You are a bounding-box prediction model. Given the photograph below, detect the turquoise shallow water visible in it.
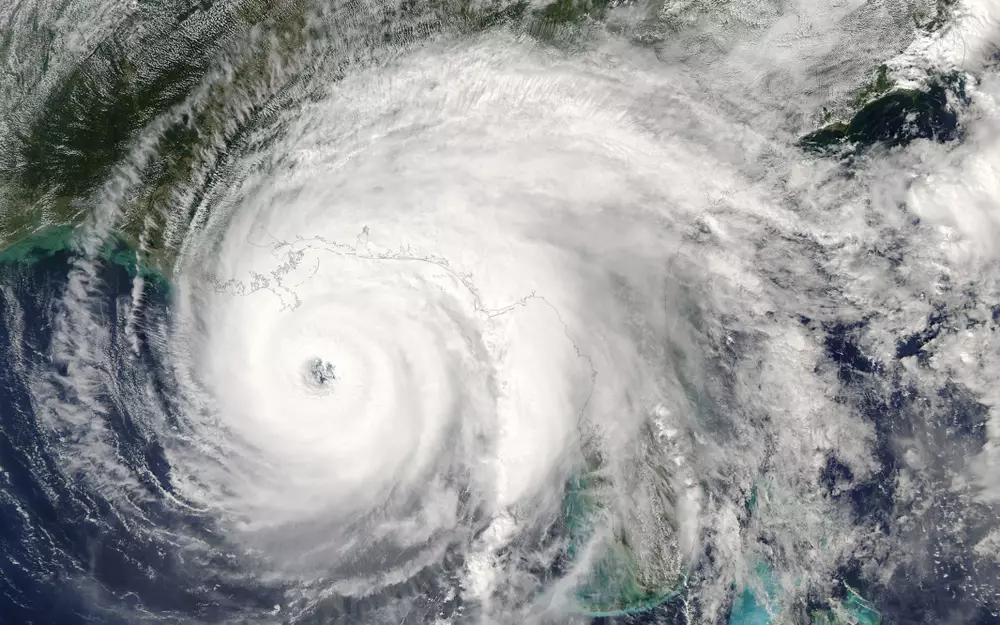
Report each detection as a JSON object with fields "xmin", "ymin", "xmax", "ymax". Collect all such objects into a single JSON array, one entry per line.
[
  {"xmin": 561, "ymin": 474, "xmax": 685, "ymax": 617},
  {"xmin": 2, "ymin": 0, "xmax": 999, "ymax": 623},
  {"xmin": 727, "ymin": 562, "xmax": 881, "ymax": 625},
  {"xmin": 727, "ymin": 563, "xmax": 778, "ymax": 625},
  {"xmin": 0, "ymin": 225, "xmax": 170, "ymax": 292}
]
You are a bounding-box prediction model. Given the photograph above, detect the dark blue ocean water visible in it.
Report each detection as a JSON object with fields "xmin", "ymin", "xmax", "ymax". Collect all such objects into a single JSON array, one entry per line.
[
  {"xmin": 0, "ymin": 246, "xmax": 288, "ymax": 625},
  {"xmin": 2, "ymin": 245, "xmax": 999, "ymax": 625}
]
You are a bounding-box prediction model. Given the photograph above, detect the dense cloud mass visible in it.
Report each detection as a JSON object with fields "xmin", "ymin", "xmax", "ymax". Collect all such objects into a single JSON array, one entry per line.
[{"xmin": 0, "ymin": 0, "xmax": 999, "ymax": 624}]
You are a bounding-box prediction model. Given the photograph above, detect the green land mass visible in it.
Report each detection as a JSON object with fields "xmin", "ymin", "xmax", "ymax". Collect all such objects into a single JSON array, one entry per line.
[
  {"xmin": 1, "ymin": 0, "xmax": 595, "ymax": 271},
  {"xmin": 0, "ymin": 4, "xmax": 957, "ymax": 622},
  {"xmin": 801, "ymin": 71, "xmax": 966, "ymax": 154},
  {"xmin": 0, "ymin": 0, "xmax": 318, "ymax": 267},
  {"xmin": 2, "ymin": 0, "xmax": 959, "ymax": 265}
]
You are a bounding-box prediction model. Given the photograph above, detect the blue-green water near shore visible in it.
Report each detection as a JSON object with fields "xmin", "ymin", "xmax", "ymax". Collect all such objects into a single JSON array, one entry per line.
[{"xmin": 0, "ymin": 226, "xmax": 170, "ymax": 293}]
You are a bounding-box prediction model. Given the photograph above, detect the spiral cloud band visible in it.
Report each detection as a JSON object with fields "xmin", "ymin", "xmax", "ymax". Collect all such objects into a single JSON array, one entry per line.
[
  {"xmin": 158, "ymin": 37, "xmax": 714, "ymax": 616},
  {"xmin": 14, "ymin": 1, "xmax": 1000, "ymax": 623}
]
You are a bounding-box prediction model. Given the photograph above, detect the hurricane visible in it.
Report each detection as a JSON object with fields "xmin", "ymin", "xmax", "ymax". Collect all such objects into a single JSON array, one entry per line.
[{"xmin": 1, "ymin": 0, "xmax": 999, "ymax": 624}]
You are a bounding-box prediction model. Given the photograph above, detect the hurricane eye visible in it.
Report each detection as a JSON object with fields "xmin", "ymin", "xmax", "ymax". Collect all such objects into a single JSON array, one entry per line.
[
  {"xmin": 3, "ymin": 0, "xmax": 989, "ymax": 622},
  {"xmin": 308, "ymin": 358, "xmax": 337, "ymax": 385}
]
